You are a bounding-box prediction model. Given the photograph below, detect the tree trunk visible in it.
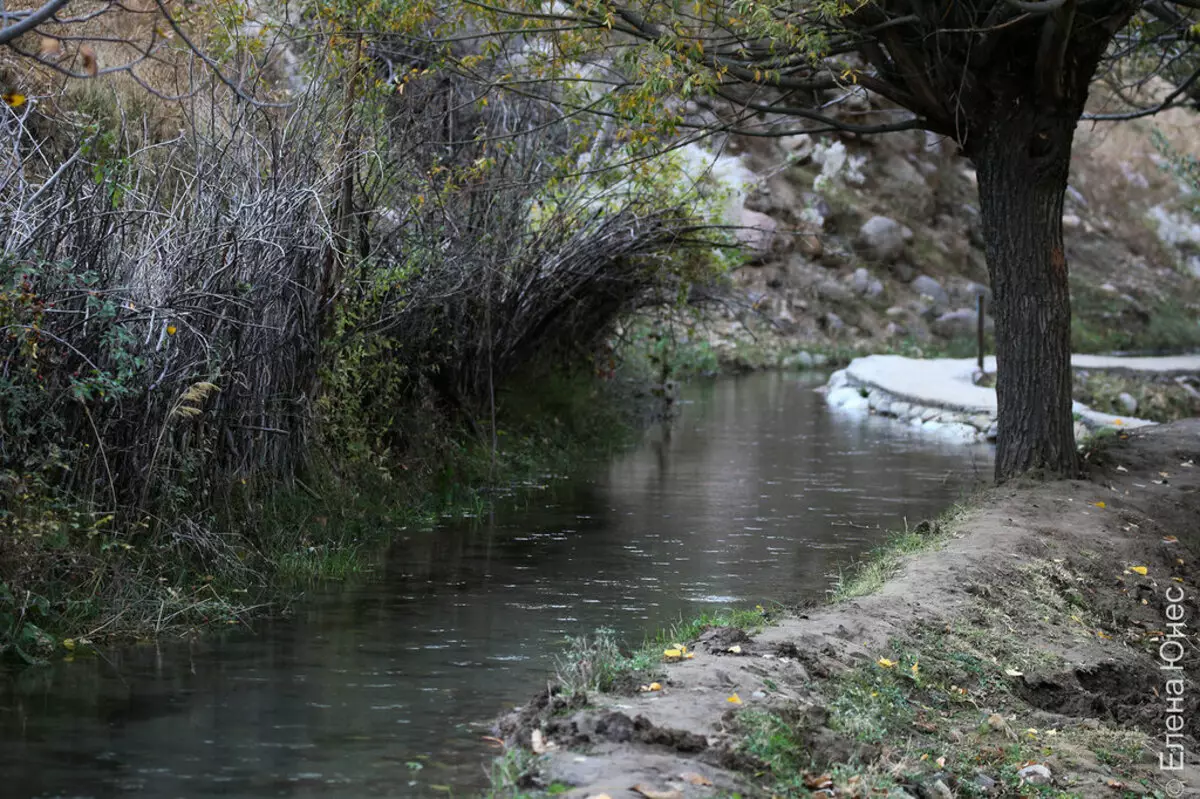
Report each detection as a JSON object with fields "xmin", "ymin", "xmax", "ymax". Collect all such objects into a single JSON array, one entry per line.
[{"xmin": 974, "ymin": 108, "xmax": 1079, "ymax": 481}]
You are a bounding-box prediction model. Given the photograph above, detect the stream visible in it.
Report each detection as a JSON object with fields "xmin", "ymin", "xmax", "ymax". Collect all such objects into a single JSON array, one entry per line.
[{"xmin": 0, "ymin": 371, "xmax": 993, "ymax": 798}]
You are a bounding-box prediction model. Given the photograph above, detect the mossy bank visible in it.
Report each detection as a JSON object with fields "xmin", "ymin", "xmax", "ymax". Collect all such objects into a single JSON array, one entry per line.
[{"xmin": 490, "ymin": 420, "xmax": 1200, "ymax": 798}]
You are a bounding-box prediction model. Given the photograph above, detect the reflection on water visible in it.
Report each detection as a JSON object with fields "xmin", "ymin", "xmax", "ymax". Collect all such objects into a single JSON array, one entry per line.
[{"xmin": 0, "ymin": 372, "xmax": 991, "ymax": 798}]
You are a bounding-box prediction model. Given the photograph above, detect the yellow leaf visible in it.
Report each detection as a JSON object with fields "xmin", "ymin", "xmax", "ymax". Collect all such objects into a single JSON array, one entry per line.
[
  {"xmin": 663, "ymin": 648, "xmax": 682, "ymax": 661},
  {"xmin": 640, "ymin": 682, "xmax": 662, "ymax": 692},
  {"xmin": 681, "ymin": 772, "xmax": 713, "ymax": 786},
  {"xmin": 684, "ymin": 652, "xmax": 695, "ymax": 659},
  {"xmin": 1163, "ymin": 536, "xmax": 1179, "ymax": 543},
  {"xmin": 62, "ymin": 638, "xmax": 76, "ymax": 650},
  {"xmin": 2, "ymin": 92, "xmax": 27, "ymax": 108},
  {"xmin": 911, "ymin": 660, "xmax": 920, "ymax": 676},
  {"xmin": 1129, "ymin": 566, "xmax": 1148, "ymax": 575},
  {"xmin": 728, "ymin": 644, "xmax": 742, "ymax": 654},
  {"xmin": 727, "ymin": 693, "xmax": 743, "ymax": 704},
  {"xmin": 1094, "ymin": 501, "xmax": 1106, "ymax": 509},
  {"xmin": 167, "ymin": 325, "xmax": 177, "ymax": 336},
  {"xmin": 877, "ymin": 657, "xmax": 896, "ymax": 668}
]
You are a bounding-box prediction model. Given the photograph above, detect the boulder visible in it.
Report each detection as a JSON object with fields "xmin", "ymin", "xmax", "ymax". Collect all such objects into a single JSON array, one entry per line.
[
  {"xmin": 856, "ymin": 216, "xmax": 913, "ymax": 263},
  {"xmin": 1117, "ymin": 392, "xmax": 1139, "ymax": 415},
  {"xmin": 932, "ymin": 308, "xmax": 994, "ymax": 339},
  {"xmin": 780, "ymin": 133, "xmax": 814, "ymax": 162},
  {"xmin": 912, "ymin": 275, "xmax": 950, "ymax": 308},
  {"xmin": 737, "ymin": 209, "xmax": 777, "ymax": 259},
  {"xmin": 876, "ymin": 154, "xmax": 934, "ymax": 217},
  {"xmin": 852, "ymin": 267, "xmax": 871, "ymax": 294}
]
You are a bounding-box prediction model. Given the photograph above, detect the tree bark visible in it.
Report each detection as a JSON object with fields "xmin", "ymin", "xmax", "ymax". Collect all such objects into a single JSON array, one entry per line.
[{"xmin": 974, "ymin": 108, "xmax": 1079, "ymax": 481}]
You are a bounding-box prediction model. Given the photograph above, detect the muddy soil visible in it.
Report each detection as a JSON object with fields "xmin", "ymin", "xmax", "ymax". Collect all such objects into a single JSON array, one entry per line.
[{"xmin": 494, "ymin": 420, "xmax": 1200, "ymax": 798}]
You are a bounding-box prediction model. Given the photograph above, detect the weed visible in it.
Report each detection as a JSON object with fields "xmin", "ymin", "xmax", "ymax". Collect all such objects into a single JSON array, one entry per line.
[
  {"xmin": 555, "ymin": 627, "xmax": 660, "ymax": 694},
  {"xmin": 483, "ymin": 745, "xmax": 544, "ymax": 798}
]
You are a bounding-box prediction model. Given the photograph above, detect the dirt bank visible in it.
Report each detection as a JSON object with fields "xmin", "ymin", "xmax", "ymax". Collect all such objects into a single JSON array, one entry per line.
[{"xmin": 495, "ymin": 420, "xmax": 1200, "ymax": 798}]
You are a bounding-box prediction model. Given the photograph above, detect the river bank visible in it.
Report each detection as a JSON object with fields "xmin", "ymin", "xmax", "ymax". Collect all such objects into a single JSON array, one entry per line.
[{"xmin": 494, "ymin": 419, "xmax": 1200, "ymax": 798}]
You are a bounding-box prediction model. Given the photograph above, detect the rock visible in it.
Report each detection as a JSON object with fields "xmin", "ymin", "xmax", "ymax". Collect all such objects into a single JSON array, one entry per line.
[
  {"xmin": 1018, "ymin": 764, "xmax": 1052, "ymax": 785},
  {"xmin": 819, "ymin": 245, "xmax": 854, "ymax": 268},
  {"xmin": 823, "ymin": 312, "xmax": 846, "ymax": 333},
  {"xmin": 798, "ymin": 234, "xmax": 824, "ymax": 259},
  {"xmin": 1117, "ymin": 392, "xmax": 1138, "ymax": 415},
  {"xmin": 852, "ymin": 267, "xmax": 871, "ymax": 294},
  {"xmin": 856, "ymin": 216, "xmax": 913, "ymax": 263},
  {"xmin": 866, "ymin": 280, "xmax": 885, "ymax": 300},
  {"xmin": 737, "ymin": 209, "xmax": 777, "ymax": 258},
  {"xmin": 877, "ymin": 154, "xmax": 934, "ymax": 217},
  {"xmin": 932, "ymin": 308, "xmax": 995, "ymax": 339},
  {"xmin": 922, "ymin": 779, "xmax": 954, "ymax": 799},
  {"xmin": 974, "ymin": 774, "xmax": 998, "ymax": 792},
  {"xmin": 811, "ymin": 353, "xmax": 829, "ymax": 367},
  {"xmin": 1062, "ymin": 213, "xmax": 1082, "ymax": 229},
  {"xmin": 911, "ymin": 275, "xmax": 949, "ymax": 308},
  {"xmin": 780, "ymin": 133, "xmax": 814, "ymax": 162},
  {"xmin": 827, "ymin": 386, "xmax": 868, "ymax": 410},
  {"xmin": 786, "ymin": 351, "xmax": 816, "ymax": 369},
  {"xmin": 961, "ymin": 280, "xmax": 992, "ymax": 303},
  {"xmin": 817, "ymin": 280, "xmax": 852, "ymax": 303},
  {"xmin": 884, "ymin": 321, "xmax": 906, "ymax": 338}
]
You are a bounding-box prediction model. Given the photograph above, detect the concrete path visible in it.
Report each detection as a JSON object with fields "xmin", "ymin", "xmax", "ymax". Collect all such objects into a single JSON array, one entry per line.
[{"xmin": 829, "ymin": 353, "xmax": 1200, "ymax": 436}]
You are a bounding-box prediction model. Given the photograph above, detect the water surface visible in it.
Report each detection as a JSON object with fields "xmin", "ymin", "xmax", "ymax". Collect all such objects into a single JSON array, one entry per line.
[{"xmin": 0, "ymin": 372, "xmax": 992, "ymax": 798}]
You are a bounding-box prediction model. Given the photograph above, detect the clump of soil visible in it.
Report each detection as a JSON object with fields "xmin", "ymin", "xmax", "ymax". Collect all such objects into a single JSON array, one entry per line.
[{"xmin": 494, "ymin": 420, "xmax": 1200, "ymax": 798}]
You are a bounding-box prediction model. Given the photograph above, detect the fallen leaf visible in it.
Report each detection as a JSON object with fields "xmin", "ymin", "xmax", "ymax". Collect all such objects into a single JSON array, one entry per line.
[
  {"xmin": 589, "ymin": 795, "xmax": 614, "ymax": 799},
  {"xmin": 1115, "ymin": 465, "xmax": 1128, "ymax": 472},
  {"xmin": 79, "ymin": 44, "xmax": 98, "ymax": 77},
  {"xmin": 877, "ymin": 657, "xmax": 897, "ymax": 668},
  {"xmin": 1094, "ymin": 501, "xmax": 1106, "ymax": 509},
  {"xmin": 681, "ymin": 772, "xmax": 713, "ymax": 786},
  {"xmin": 936, "ymin": 756, "xmax": 946, "ymax": 768},
  {"xmin": 62, "ymin": 638, "xmax": 76, "ymax": 651},
  {"xmin": 683, "ymin": 652, "xmax": 695, "ymax": 659},
  {"xmin": 1004, "ymin": 668, "xmax": 1024, "ymax": 677},
  {"xmin": 1163, "ymin": 536, "xmax": 1179, "ymax": 544},
  {"xmin": 480, "ymin": 735, "xmax": 505, "ymax": 748},
  {"xmin": 39, "ymin": 37, "xmax": 63, "ymax": 58},
  {"xmin": 803, "ymin": 773, "xmax": 834, "ymax": 789},
  {"xmin": 631, "ymin": 785, "xmax": 683, "ymax": 799},
  {"xmin": 531, "ymin": 729, "xmax": 558, "ymax": 754},
  {"xmin": 640, "ymin": 682, "xmax": 662, "ymax": 692},
  {"xmin": 663, "ymin": 648, "xmax": 682, "ymax": 661},
  {"xmin": 1106, "ymin": 780, "xmax": 1125, "ymax": 790},
  {"xmin": 911, "ymin": 660, "xmax": 920, "ymax": 677},
  {"xmin": 728, "ymin": 644, "xmax": 742, "ymax": 654},
  {"xmin": 2, "ymin": 92, "xmax": 27, "ymax": 109},
  {"xmin": 1129, "ymin": 566, "xmax": 1148, "ymax": 575},
  {"xmin": 727, "ymin": 693, "xmax": 743, "ymax": 704}
]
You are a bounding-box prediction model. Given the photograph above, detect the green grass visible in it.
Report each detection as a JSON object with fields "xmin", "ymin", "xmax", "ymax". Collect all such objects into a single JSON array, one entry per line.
[
  {"xmin": 1071, "ymin": 281, "xmax": 1200, "ymax": 354},
  {"xmin": 828, "ymin": 509, "xmax": 965, "ymax": 603},
  {"xmin": 552, "ymin": 605, "xmax": 775, "ymax": 696}
]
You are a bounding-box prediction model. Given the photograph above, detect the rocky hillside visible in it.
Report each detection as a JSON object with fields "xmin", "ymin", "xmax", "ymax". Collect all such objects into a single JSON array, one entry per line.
[{"xmin": 684, "ymin": 82, "xmax": 1200, "ymax": 368}]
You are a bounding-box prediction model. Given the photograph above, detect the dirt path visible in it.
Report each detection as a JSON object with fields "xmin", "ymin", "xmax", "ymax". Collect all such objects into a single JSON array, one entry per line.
[{"xmin": 496, "ymin": 420, "xmax": 1200, "ymax": 798}]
